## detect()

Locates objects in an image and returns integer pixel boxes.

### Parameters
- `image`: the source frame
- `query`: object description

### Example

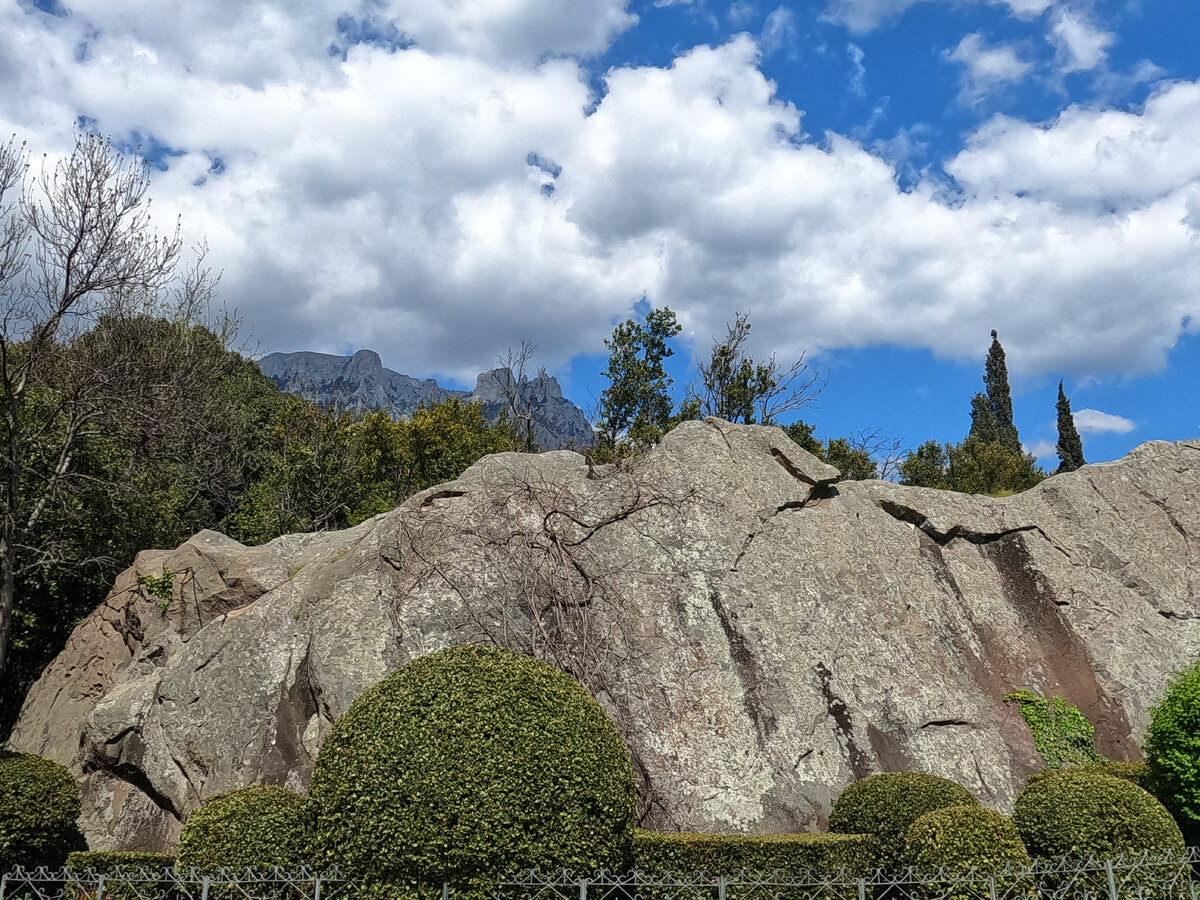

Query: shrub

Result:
[1013,770,1184,858]
[1003,690,1104,770]
[306,645,635,892]
[1027,760,1150,791]
[66,852,176,871]
[1144,660,1200,845]
[634,831,877,883]
[176,785,306,871]
[0,751,84,871]
[905,805,1030,900]
[828,773,979,871]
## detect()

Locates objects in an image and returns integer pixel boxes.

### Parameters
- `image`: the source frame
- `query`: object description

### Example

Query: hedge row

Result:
[633,831,877,878]
[66,852,177,871]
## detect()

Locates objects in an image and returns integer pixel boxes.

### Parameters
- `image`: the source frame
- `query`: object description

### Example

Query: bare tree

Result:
[0,132,235,681]
[846,428,908,482]
[693,312,825,425]
[493,341,547,453]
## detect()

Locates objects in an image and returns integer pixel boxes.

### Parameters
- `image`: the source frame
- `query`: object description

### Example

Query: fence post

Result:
[857,879,866,900]
[988,876,997,900]
[443,884,450,900]
[1,873,7,900]
[97,874,106,900]
[580,879,588,900]
[314,876,321,900]
[201,876,210,900]
[1105,860,1119,900]
[718,875,726,900]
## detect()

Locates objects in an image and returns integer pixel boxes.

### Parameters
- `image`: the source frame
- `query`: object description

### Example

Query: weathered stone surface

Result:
[11,420,1200,850]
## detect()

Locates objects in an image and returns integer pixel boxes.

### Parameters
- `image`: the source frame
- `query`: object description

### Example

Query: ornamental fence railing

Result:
[3,849,1199,900]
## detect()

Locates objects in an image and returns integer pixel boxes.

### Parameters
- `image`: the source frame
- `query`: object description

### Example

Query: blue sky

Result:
[3,0,1199,468]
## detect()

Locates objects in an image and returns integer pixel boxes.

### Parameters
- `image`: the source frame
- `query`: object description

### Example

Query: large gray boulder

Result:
[10,420,1200,850]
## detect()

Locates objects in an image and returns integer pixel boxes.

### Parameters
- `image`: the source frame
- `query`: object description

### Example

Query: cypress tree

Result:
[1055,380,1086,473]
[968,392,1000,444]
[984,330,1021,453]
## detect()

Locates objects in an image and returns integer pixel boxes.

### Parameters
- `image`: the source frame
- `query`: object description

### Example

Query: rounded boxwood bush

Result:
[306,645,635,889]
[1144,660,1200,845]
[828,773,979,871]
[1027,760,1150,791]
[1013,770,1184,858]
[906,805,1029,874]
[177,785,306,870]
[0,751,84,871]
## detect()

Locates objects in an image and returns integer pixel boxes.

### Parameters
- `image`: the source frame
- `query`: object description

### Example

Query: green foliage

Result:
[66,851,176,871]
[783,421,824,457]
[595,307,682,457]
[176,785,306,871]
[306,645,635,892]
[905,806,1030,900]
[1055,381,1086,473]
[1027,760,1150,791]
[1013,770,1184,858]
[901,439,1042,495]
[0,751,84,871]
[634,831,876,896]
[1144,659,1200,845]
[827,773,979,871]
[823,438,877,481]
[982,330,1021,454]
[136,568,174,616]
[1004,690,1104,770]
[968,393,1002,446]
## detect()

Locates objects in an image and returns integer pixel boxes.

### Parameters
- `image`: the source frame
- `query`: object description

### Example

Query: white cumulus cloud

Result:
[946,33,1032,104]
[1049,6,1114,73]
[1073,409,1136,434]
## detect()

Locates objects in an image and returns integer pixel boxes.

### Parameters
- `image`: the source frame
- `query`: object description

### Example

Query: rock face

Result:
[11,421,1200,851]
[257,349,594,448]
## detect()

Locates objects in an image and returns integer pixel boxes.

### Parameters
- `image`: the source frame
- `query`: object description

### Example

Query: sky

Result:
[3,0,1199,468]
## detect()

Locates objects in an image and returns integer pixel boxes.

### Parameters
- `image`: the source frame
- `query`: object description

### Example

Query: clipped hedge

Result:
[828,773,979,871]
[66,852,176,871]
[1013,770,1184,859]
[306,645,635,892]
[1027,760,1150,791]
[177,785,306,871]
[905,806,1029,885]
[0,751,84,872]
[634,831,878,879]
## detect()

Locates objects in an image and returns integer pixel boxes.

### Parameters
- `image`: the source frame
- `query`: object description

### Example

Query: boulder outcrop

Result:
[10,421,1200,851]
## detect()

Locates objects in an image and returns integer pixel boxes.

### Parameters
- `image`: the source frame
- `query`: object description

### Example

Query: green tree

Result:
[899,440,950,489]
[694,312,822,425]
[1143,659,1200,845]
[968,392,1001,445]
[595,306,681,456]
[1055,381,1086,473]
[982,330,1021,453]
[0,132,239,688]
[823,438,877,480]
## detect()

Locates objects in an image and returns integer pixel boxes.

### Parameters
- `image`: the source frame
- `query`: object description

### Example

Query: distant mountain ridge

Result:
[258,349,595,449]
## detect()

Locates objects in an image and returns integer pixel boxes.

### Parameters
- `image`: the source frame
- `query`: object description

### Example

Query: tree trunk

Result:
[0,541,13,683]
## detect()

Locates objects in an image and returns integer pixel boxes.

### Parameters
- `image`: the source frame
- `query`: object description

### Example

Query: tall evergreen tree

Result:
[1055,380,1086,473]
[968,392,1000,444]
[983,330,1022,453]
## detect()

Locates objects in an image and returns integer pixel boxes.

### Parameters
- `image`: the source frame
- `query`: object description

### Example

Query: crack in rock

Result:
[920,718,973,728]
[878,500,1045,547]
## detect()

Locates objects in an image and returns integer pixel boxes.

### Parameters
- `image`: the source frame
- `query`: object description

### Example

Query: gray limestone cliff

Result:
[10,421,1200,850]
[257,349,594,448]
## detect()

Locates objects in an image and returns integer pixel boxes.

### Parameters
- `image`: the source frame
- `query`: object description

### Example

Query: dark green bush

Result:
[905,806,1029,891]
[1013,770,1184,858]
[0,751,84,871]
[828,773,979,871]
[1027,760,1150,791]
[177,785,306,870]
[306,645,635,893]
[66,852,176,871]
[635,830,877,877]
[1144,660,1200,846]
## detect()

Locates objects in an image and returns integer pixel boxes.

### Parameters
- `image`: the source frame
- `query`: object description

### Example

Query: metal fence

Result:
[3,849,1199,900]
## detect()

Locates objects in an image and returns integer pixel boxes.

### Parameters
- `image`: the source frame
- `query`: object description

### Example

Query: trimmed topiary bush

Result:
[828,773,979,871]
[1027,760,1150,791]
[907,806,1032,892]
[306,645,635,892]
[634,831,877,884]
[177,785,306,871]
[1013,770,1184,859]
[1144,660,1200,846]
[0,751,84,872]
[66,852,176,871]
